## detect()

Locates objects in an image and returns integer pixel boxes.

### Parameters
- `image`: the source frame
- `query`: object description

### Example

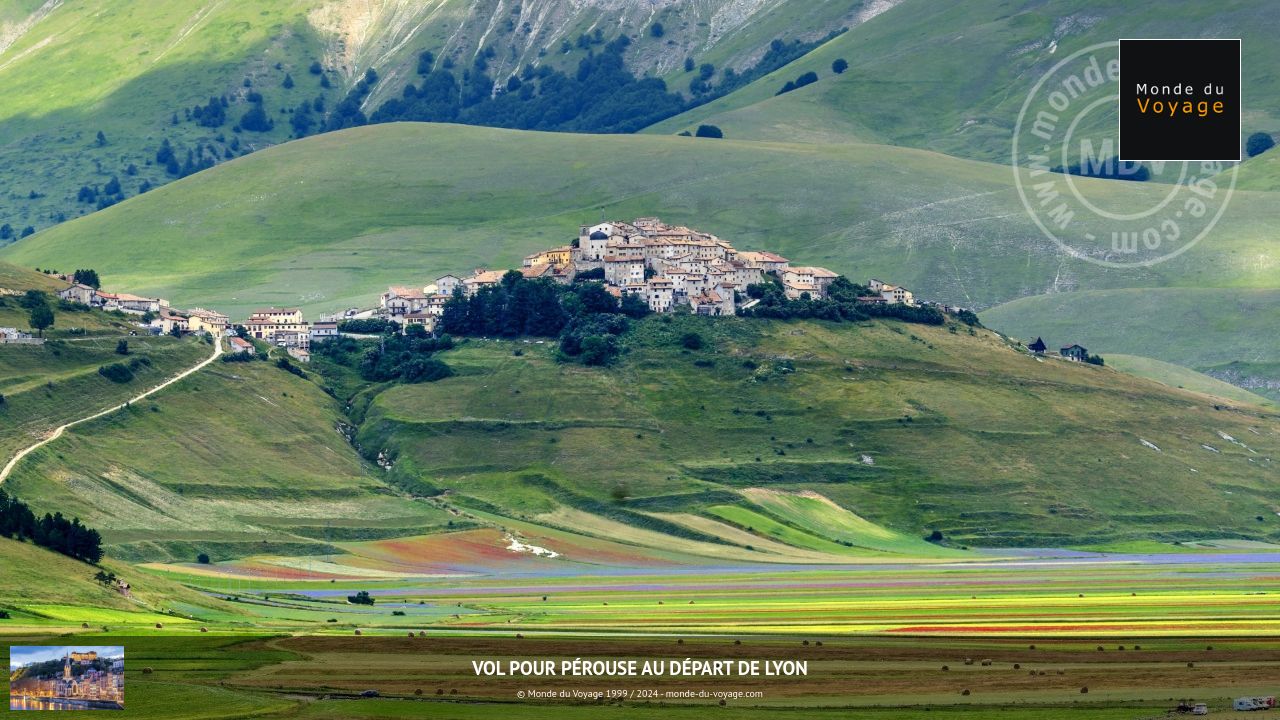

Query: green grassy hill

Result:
[3,358,449,563]
[0,0,859,238]
[0,535,236,625]
[9,313,1278,558]
[648,0,1280,160]
[981,288,1280,392]
[354,315,1280,547]
[1105,354,1274,408]
[4,123,1279,322]
[0,261,210,459]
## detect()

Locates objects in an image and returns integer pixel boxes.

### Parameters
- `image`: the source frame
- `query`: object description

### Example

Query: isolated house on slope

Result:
[1028,337,1047,355]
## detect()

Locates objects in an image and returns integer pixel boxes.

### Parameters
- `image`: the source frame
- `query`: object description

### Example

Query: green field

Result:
[1104,354,1273,407]
[981,288,1280,386]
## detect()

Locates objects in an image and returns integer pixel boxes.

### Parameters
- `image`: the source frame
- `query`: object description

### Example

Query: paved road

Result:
[0,337,222,484]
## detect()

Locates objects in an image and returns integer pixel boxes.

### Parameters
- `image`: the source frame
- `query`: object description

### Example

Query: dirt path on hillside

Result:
[0,337,222,483]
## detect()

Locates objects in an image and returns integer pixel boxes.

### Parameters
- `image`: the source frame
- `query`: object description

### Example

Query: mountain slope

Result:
[3,122,1279,321]
[981,288,1280,386]
[10,313,1280,553]
[3,358,449,562]
[0,0,864,237]
[356,315,1280,546]
[648,0,1280,160]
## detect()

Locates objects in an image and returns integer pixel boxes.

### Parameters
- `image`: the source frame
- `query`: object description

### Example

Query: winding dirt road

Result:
[0,337,222,484]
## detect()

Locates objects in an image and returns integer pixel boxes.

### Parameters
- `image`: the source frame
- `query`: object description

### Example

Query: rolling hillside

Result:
[4,123,1279,322]
[7,312,1280,559]
[981,288,1280,394]
[0,0,867,237]
[351,315,1280,547]
[3,358,450,563]
[0,261,210,460]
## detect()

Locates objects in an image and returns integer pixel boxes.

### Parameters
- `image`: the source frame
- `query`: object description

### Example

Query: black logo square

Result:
[1119,39,1240,161]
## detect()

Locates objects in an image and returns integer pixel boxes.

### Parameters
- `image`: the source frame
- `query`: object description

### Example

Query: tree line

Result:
[740,276,950,326]
[0,490,104,564]
[439,271,646,365]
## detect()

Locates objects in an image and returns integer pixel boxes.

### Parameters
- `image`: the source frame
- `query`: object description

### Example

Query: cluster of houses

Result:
[55,281,324,362]
[1028,337,1090,361]
[40,219,934,353]
[377,218,922,332]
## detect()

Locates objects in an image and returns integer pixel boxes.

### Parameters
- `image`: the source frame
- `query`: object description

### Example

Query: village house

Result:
[154,308,189,335]
[98,291,166,315]
[435,274,463,297]
[57,283,98,305]
[1060,343,1088,362]
[227,336,255,355]
[1028,337,1047,355]
[381,286,428,323]
[309,321,338,343]
[868,279,916,306]
[0,326,42,345]
[244,307,309,345]
[185,307,229,336]
[462,269,505,295]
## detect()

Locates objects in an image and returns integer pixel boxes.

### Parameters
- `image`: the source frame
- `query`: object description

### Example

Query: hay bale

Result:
[436,689,444,695]
[677,638,683,644]
[1134,644,1141,650]
[354,629,362,635]
[1028,644,1036,650]
[414,689,423,696]
[515,633,524,639]
[980,659,992,666]
[1205,645,1213,651]
[200,627,208,633]
[941,665,949,671]
[142,667,154,675]
[155,622,164,629]
[407,632,415,637]
[1080,686,1088,694]
[816,641,823,647]
[1013,663,1021,670]
[1187,662,1195,668]
[1096,646,1104,651]
[963,658,974,665]
[418,631,426,637]
[961,689,971,696]
[81,622,89,629]
[802,640,810,646]
[1117,645,1124,651]
[734,639,741,645]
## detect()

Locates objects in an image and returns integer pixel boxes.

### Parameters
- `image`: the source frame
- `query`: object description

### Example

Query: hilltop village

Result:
[375,217,922,329]
[25,219,1080,366]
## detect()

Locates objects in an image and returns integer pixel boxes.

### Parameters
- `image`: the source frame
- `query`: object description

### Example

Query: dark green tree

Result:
[29,304,54,336]
[832,58,848,74]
